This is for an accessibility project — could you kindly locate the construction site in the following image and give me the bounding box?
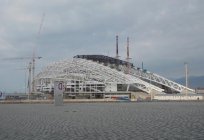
[30,36,200,101]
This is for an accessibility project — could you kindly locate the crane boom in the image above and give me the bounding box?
[2,56,42,93]
[2,56,42,60]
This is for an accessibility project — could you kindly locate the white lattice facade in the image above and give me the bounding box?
[35,57,195,94]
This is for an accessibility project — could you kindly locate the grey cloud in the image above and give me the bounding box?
[0,0,204,92]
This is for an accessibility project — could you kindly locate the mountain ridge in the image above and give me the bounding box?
[173,75,204,89]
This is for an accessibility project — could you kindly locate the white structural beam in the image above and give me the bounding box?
[35,58,164,94]
[118,66,195,93]
[74,59,164,93]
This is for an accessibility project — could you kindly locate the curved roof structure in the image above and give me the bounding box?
[35,55,195,94]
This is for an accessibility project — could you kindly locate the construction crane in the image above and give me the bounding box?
[3,56,42,93]
[1,13,45,94]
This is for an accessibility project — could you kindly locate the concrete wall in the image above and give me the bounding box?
[131,92,150,101]
[154,94,203,101]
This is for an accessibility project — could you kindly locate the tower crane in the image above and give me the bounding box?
[3,56,42,93]
[1,13,45,95]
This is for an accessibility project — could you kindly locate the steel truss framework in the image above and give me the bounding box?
[35,58,164,94]
[35,57,195,94]
[73,55,195,94]
[117,65,195,93]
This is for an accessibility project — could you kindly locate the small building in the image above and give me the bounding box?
[195,88,204,94]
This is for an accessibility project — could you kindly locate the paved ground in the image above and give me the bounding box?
[0,102,204,140]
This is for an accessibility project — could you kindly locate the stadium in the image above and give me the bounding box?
[34,54,195,100]
[33,36,196,100]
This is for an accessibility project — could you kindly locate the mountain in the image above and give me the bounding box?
[174,76,204,89]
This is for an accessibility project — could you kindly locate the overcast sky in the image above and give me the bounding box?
[0,0,204,93]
